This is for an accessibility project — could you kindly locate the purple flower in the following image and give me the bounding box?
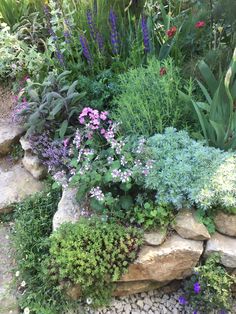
[194,282,201,294]
[90,186,104,201]
[96,31,104,52]
[193,311,198,314]
[87,9,96,40]
[141,15,150,53]
[109,9,119,55]
[178,296,187,305]
[55,47,64,66]
[80,35,93,64]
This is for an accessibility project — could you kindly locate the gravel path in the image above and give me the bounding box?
[75,288,236,314]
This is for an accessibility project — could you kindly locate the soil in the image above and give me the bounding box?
[0,84,15,119]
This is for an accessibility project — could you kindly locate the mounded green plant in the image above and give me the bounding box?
[113,58,195,136]
[143,127,236,211]
[181,254,235,313]
[49,219,143,307]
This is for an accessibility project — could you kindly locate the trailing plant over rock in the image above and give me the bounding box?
[49,219,143,307]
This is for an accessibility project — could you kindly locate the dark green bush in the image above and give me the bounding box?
[49,219,143,307]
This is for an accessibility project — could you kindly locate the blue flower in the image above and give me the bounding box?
[194,282,201,294]
[178,296,187,305]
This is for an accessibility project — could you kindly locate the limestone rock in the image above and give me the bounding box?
[173,210,211,240]
[0,225,19,314]
[204,232,236,268]
[214,212,236,237]
[0,120,24,156]
[0,164,44,213]
[53,188,81,231]
[19,136,31,151]
[120,233,203,282]
[144,230,166,246]
[22,151,47,180]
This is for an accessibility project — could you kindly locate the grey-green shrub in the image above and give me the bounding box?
[113,58,194,136]
[143,128,236,211]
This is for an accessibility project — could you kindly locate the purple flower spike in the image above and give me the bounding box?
[96,31,104,52]
[80,35,93,64]
[109,9,119,55]
[55,48,64,66]
[141,15,150,53]
[194,282,201,294]
[178,296,187,305]
[87,9,96,40]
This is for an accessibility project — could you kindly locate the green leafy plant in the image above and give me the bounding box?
[113,58,195,136]
[191,48,236,150]
[12,184,84,314]
[18,71,85,136]
[180,254,235,313]
[49,218,143,307]
[0,23,47,80]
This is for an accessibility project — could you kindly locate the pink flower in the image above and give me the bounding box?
[100,111,108,121]
[100,128,106,135]
[166,26,177,38]
[195,21,205,29]
[79,117,85,124]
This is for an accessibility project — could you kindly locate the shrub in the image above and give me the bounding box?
[49,219,143,307]
[113,58,195,136]
[144,127,236,211]
[0,23,47,80]
[180,254,235,313]
[12,185,84,313]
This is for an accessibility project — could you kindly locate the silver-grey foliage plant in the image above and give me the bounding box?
[144,128,236,210]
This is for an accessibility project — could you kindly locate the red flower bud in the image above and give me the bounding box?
[195,21,205,29]
[166,26,177,38]
[160,67,167,76]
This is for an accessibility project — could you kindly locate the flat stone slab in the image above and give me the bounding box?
[0,224,19,314]
[204,232,236,268]
[214,212,236,237]
[0,120,24,156]
[0,163,44,213]
[120,233,203,282]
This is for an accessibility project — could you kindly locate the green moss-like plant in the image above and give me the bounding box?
[49,219,143,307]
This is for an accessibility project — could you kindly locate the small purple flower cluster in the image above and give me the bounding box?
[30,132,69,173]
[80,35,93,64]
[179,281,201,313]
[90,186,105,201]
[141,15,150,53]
[111,169,132,183]
[109,9,119,55]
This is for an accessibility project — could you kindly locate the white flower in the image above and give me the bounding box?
[86,297,93,305]
[15,271,20,277]
[24,308,30,314]
[21,281,26,287]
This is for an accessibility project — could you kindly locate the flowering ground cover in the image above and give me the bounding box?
[0,0,236,313]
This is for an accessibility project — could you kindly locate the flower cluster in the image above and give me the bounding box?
[141,15,150,53]
[90,186,105,201]
[195,21,205,29]
[166,26,177,38]
[109,9,119,55]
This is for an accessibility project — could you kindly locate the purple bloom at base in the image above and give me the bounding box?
[193,311,198,314]
[194,282,201,294]
[109,9,119,55]
[141,15,150,53]
[80,35,93,64]
[178,296,187,305]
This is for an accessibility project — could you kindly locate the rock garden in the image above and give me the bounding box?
[0,1,236,313]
